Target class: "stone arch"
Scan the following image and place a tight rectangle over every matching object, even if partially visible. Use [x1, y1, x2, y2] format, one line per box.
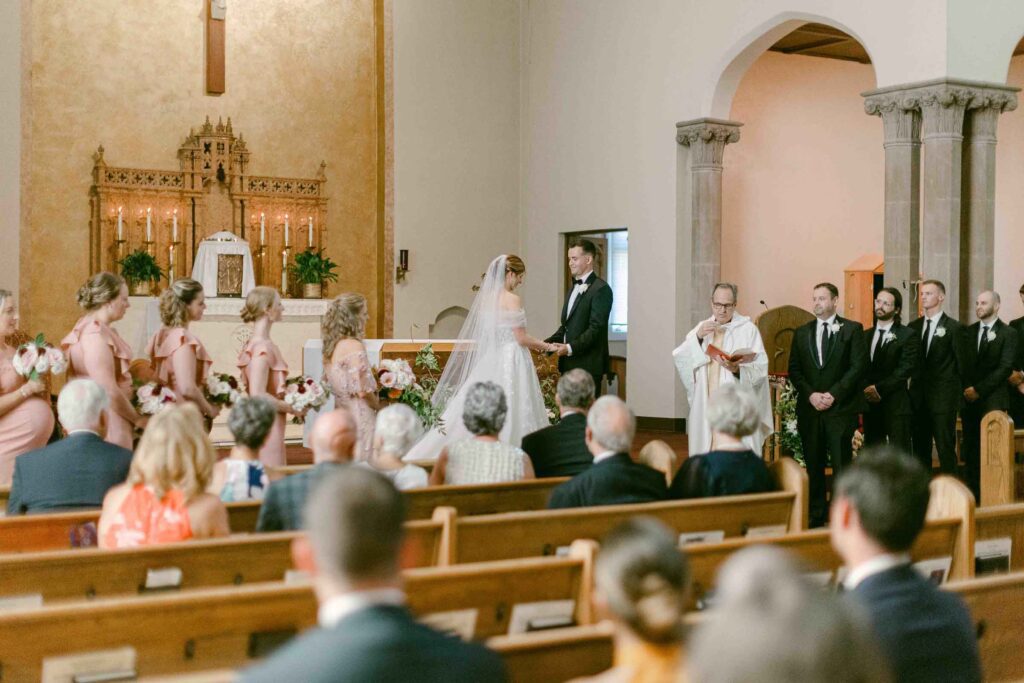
[429, 305, 468, 339]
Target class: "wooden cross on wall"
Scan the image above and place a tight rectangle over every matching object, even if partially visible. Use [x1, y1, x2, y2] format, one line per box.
[206, 0, 227, 94]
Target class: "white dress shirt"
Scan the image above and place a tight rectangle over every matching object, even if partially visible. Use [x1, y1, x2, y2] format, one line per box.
[871, 320, 894, 360]
[842, 553, 911, 591]
[922, 311, 944, 353]
[318, 588, 406, 628]
[592, 449, 618, 465]
[816, 314, 837, 364]
[977, 316, 999, 349]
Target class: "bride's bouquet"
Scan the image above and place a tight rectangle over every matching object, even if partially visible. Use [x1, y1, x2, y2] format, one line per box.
[12, 334, 67, 381]
[376, 358, 416, 400]
[282, 375, 330, 416]
[205, 371, 242, 407]
[133, 381, 178, 415]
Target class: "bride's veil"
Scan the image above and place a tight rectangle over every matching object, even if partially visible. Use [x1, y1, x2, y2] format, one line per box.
[430, 254, 508, 409]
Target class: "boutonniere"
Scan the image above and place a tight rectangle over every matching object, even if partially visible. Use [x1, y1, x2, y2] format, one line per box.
[883, 331, 897, 343]
[987, 329, 997, 342]
[829, 322, 842, 334]
[934, 327, 947, 338]
[578, 283, 589, 293]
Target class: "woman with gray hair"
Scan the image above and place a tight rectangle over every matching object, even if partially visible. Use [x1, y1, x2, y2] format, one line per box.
[367, 404, 429, 490]
[207, 397, 276, 501]
[429, 381, 535, 485]
[669, 383, 772, 499]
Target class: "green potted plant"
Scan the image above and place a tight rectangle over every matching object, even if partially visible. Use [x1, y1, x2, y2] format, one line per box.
[289, 248, 339, 299]
[117, 249, 164, 296]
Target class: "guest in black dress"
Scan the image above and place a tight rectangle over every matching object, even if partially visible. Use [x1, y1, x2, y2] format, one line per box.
[670, 383, 773, 499]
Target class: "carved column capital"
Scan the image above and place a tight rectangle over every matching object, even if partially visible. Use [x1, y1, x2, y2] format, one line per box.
[864, 94, 922, 145]
[675, 118, 742, 169]
[865, 80, 1019, 141]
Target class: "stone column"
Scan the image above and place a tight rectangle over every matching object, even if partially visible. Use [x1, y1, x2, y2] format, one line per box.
[961, 91, 1017, 313]
[863, 93, 921, 298]
[675, 118, 742, 328]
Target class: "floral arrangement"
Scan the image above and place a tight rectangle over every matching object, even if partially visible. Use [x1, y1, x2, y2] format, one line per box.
[134, 381, 177, 415]
[377, 359, 417, 399]
[282, 376, 330, 417]
[12, 334, 67, 380]
[376, 345, 446, 431]
[205, 371, 242, 407]
[539, 373, 559, 425]
[771, 375, 805, 465]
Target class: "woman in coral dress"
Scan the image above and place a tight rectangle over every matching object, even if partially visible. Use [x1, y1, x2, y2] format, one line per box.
[0, 289, 55, 485]
[237, 287, 300, 467]
[61, 272, 144, 450]
[145, 278, 220, 429]
[322, 292, 379, 462]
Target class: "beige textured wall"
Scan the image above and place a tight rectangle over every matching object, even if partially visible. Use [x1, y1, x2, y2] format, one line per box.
[22, 0, 384, 339]
[0, 2, 21, 299]
[994, 55, 1024, 321]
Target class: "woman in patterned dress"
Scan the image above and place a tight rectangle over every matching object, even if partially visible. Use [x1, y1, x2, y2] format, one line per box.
[322, 292, 378, 462]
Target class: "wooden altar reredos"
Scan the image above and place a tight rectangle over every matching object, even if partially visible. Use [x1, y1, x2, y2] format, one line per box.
[89, 116, 328, 292]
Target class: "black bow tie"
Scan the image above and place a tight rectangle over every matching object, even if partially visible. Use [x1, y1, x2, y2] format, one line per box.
[574, 279, 584, 286]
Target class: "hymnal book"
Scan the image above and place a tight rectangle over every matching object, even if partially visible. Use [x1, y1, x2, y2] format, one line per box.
[706, 344, 756, 364]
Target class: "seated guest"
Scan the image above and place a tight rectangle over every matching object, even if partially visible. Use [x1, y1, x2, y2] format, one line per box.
[688, 545, 890, 683]
[429, 381, 535, 485]
[98, 404, 229, 548]
[521, 368, 595, 478]
[580, 518, 690, 683]
[669, 384, 773, 499]
[240, 467, 508, 682]
[8, 379, 132, 514]
[637, 439, 678, 486]
[830, 446, 981, 683]
[367, 404, 429, 490]
[548, 396, 667, 509]
[256, 407, 356, 532]
[207, 397, 276, 502]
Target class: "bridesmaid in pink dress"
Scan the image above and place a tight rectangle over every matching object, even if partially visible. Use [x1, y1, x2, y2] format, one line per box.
[237, 287, 299, 467]
[61, 272, 145, 450]
[145, 279, 220, 428]
[322, 293, 378, 462]
[0, 290, 55, 485]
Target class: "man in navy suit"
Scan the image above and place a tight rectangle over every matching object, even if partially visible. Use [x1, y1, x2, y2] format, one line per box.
[521, 369, 594, 478]
[787, 282, 868, 527]
[862, 287, 919, 453]
[8, 379, 132, 515]
[830, 446, 980, 683]
[546, 238, 613, 396]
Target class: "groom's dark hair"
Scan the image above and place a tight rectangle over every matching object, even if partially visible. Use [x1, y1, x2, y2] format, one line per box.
[568, 238, 598, 258]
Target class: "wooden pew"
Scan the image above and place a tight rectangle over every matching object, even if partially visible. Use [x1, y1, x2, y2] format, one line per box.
[0, 485, 9, 514]
[980, 410, 1024, 506]
[0, 545, 597, 680]
[489, 622, 615, 682]
[404, 478, 569, 520]
[975, 502, 1024, 573]
[946, 571, 1024, 683]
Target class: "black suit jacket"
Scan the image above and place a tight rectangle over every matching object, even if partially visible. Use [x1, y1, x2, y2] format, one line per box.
[908, 313, 964, 414]
[851, 564, 981, 683]
[1009, 316, 1024, 419]
[521, 412, 593, 478]
[863, 321, 919, 416]
[240, 604, 507, 683]
[960, 319, 1018, 413]
[7, 432, 132, 515]
[546, 273, 613, 381]
[787, 316, 868, 416]
[256, 462, 348, 532]
[548, 453, 667, 509]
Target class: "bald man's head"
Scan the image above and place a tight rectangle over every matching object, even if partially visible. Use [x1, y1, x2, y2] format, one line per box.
[975, 290, 1000, 322]
[310, 407, 357, 463]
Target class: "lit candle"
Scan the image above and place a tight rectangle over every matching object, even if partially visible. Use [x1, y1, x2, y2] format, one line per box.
[284, 214, 290, 247]
[307, 216, 313, 248]
[282, 250, 288, 292]
[146, 207, 152, 242]
[260, 212, 266, 245]
[117, 206, 123, 240]
[172, 209, 178, 242]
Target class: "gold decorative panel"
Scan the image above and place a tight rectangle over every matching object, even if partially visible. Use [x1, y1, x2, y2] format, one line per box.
[216, 254, 244, 297]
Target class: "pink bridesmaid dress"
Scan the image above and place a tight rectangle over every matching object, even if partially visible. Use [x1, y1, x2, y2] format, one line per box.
[238, 338, 288, 467]
[325, 348, 378, 462]
[0, 349, 55, 485]
[146, 327, 213, 410]
[61, 317, 136, 450]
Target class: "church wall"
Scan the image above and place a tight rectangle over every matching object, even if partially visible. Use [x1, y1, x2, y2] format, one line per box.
[392, 0, 521, 337]
[994, 55, 1024, 321]
[21, 0, 385, 341]
[0, 2, 22, 301]
[723, 51, 883, 318]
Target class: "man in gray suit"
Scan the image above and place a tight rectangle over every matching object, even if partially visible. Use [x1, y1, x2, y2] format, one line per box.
[241, 467, 507, 682]
[8, 379, 132, 514]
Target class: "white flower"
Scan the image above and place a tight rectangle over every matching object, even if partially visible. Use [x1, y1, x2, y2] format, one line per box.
[987, 329, 997, 342]
[547, 409, 556, 420]
[46, 347, 67, 375]
[13, 344, 39, 378]
[883, 331, 897, 343]
[137, 383, 156, 400]
[33, 353, 50, 375]
[785, 419, 799, 435]
[934, 327, 947, 338]
[578, 283, 589, 293]
[380, 371, 396, 389]
[829, 322, 842, 334]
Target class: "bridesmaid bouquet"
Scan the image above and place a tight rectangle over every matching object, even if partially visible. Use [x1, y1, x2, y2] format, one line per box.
[133, 381, 178, 415]
[205, 371, 242, 407]
[282, 376, 330, 414]
[376, 359, 416, 400]
[12, 335, 67, 380]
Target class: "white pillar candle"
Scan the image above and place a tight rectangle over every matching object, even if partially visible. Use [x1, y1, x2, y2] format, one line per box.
[284, 214, 290, 247]
[172, 210, 178, 242]
[117, 207, 123, 240]
[146, 207, 152, 242]
[282, 251, 288, 292]
[260, 213, 266, 245]
[308, 216, 313, 247]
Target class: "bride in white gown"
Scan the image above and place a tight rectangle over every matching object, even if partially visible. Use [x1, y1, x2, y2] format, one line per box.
[405, 254, 555, 460]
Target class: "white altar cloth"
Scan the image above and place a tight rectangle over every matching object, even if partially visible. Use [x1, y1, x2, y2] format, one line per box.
[190, 231, 257, 298]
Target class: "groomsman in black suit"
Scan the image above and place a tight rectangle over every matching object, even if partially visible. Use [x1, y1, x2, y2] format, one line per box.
[546, 238, 613, 396]
[787, 282, 868, 527]
[959, 290, 1018, 499]
[862, 287, 918, 453]
[1008, 284, 1024, 426]
[908, 279, 964, 475]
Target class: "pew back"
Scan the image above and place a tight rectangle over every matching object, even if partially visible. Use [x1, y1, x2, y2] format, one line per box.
[946, 571, 1024, 683]
[404, 478, 569, 520]
[975, 503, 1024, 573]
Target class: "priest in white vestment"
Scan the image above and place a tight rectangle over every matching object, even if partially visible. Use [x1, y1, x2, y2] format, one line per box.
[672, 283, 773, 455]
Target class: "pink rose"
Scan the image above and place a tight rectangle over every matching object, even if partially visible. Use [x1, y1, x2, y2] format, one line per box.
[379, 371, 396, 389]
[14, 344, 39, 377]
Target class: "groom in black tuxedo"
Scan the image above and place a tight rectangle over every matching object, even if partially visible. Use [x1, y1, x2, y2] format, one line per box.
[546, 238, 613, 395]
[788, 282, 868, 527]
[861, 287, 918, 453]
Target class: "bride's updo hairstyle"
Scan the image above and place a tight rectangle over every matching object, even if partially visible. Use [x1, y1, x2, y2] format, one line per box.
[595, 517, 691, 645]
[240, 286, 280, 324]
[77, 272, 126, 312]
[159, 278, 204, 327]
[505, 255, 525, 275]
[322, 292, 368, 361]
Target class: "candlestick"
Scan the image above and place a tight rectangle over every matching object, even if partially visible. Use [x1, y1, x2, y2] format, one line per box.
[117, 207, 124, 241]
[254, 245, 267, 286]
[168, 241, 181, 283]
[143, 240, 155, 258]
[284, 214, 290, 247]
[307, 216, 313, 248]
[260, 212, 266, 245]
[172, 210, 178, 242]
[146, 207, 152, 242]
[281, 247, 290, 295]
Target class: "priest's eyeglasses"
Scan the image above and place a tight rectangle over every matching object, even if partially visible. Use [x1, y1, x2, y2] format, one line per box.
[711, 302, 736, 311]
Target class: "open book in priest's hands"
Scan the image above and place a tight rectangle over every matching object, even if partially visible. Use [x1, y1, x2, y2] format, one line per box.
[705, 344, 757, 364]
